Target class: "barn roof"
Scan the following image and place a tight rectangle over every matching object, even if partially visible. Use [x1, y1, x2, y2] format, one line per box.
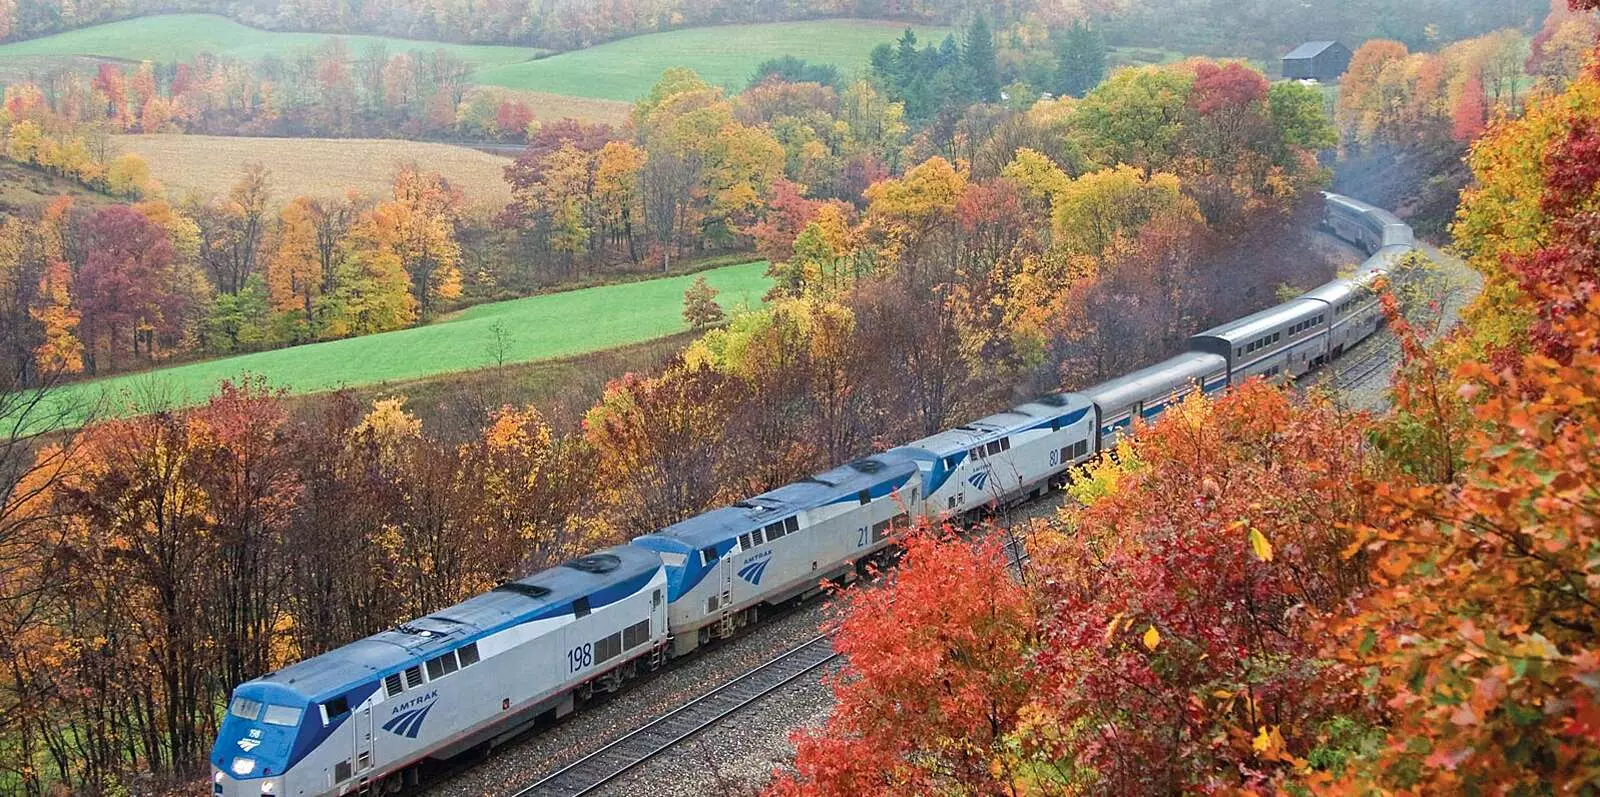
[1283, 41, 1342, 60]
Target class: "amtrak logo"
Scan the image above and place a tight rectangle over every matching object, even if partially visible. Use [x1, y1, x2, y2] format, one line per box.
[737, 551, 773, 585]
[236, 738, 261, 752]
[383, 691, 438, 739]
[967, 469, 992, 490]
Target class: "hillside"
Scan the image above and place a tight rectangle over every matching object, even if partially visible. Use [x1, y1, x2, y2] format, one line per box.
[473, 19, 948, 100]
[114, 134, 518, 209]
[40, 260, 771, 427]
[0, 13, 542, 66]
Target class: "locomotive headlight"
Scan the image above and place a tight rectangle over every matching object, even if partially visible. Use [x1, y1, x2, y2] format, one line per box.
[214, 772, 225, 784]
[261, 780, 277, 795]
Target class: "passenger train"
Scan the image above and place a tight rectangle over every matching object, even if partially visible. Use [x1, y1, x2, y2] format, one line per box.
[210, 192, 1414, 797]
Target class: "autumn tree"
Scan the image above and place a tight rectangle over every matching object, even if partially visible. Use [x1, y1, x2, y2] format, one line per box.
[362, 164, 462, 320]
[1070, 65, 1194, 175]
[73, 204, 184, 371]
[195, 164, 272, 295]
[773, 528, 1034, 797]
[267, 196, 324, 330]
[583, 364, 740, 535]
[682, 275, 725, 327]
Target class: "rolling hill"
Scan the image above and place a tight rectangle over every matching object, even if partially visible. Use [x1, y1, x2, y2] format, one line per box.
[39, 260, 772, 428]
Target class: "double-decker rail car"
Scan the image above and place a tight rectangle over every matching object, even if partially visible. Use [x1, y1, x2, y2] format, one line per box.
[1299, 273, 1385, 359]
[211, 547, 667, 797]
[632, 451, 922, 655]
[1081, 352, 1228, 449]
[1190, 299, 1330, 384]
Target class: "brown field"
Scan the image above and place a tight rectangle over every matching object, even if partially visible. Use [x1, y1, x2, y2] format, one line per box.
[112, 134, 517, 209]
[0, 160, 116, 212]
[511, 89, 631, 126]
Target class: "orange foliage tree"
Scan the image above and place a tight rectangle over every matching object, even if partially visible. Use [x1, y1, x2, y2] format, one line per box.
[770, 529, 1035, 797]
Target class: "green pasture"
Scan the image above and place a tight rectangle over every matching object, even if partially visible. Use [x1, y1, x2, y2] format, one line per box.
[473, 19, 949, 101]
[0, 13, 542, 67]
[41, 261, 770, 427]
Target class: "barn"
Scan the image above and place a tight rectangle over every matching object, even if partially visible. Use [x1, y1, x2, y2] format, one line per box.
[1282, 41, 1353, 82]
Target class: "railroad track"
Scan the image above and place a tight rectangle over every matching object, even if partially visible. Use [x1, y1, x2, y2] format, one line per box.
[513, 530, 1035, 797]
[515, 635, 839, 797]
[1329, 334, 1402, 392]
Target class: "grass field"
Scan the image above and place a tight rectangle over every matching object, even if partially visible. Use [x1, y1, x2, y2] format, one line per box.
[0, 13, 543, 66]
[396, 19, 946, 101]
[42, 261, 770, 426]
[114, 134, 517, 207]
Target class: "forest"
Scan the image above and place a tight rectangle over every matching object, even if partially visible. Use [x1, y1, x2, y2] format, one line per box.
[0, 0, 1594, 792]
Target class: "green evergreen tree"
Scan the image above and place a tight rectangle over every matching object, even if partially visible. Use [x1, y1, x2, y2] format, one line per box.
[962, 14, 1001, 103]
[1054, 21, 1108, 98]
[893, 28, 922, 96]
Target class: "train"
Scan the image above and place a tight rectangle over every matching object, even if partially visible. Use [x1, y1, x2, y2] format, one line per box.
[209, 192, 1413, 797]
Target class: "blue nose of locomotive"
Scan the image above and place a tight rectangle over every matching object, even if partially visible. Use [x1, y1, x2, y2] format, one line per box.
[210, 683, 312, 795]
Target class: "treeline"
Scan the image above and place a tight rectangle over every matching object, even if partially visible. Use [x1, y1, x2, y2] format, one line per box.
[6, 44, 497, 142]
[0, 162, 477, 383]
[1099, 0, 1552, 58]
[0, 55, 1343, 793]
[1333, 5, 1598, 233]
[772, 24, 1600, 796]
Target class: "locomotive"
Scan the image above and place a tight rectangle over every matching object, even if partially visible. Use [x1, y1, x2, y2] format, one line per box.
[210, 192, 1412, 797]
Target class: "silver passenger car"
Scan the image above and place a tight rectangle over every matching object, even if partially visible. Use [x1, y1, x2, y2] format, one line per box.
[1081, 352, 1227, 449]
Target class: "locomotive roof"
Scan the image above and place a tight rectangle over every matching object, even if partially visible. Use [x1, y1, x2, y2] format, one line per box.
[902, 392, 1094, 455]
[248, 545, 662, 700]
[1081, 352, 1226, 412]
[634, 451, 922, 550]
[1190, 298, 1326, 345]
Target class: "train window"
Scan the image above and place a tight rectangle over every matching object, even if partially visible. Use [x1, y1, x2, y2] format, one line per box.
[653, 589, 662, 608]
[384, 674, 404, 698]
[458, 643, 480, 668]
[229, 696, 262, 720]
[322, 696, 350, 719]
[426, 656, 445, 680]
[986, 440, 1001, 455]
[404, 666, 424, 689]
[1273, 332, 1281, 343]
[999, 437, 1010, 451]
[441, 652, 460, 676]
[943, 455, 960, 469]
[574, 597, 592, 618]
[595, 632, 622, 664]
[784, 517, 799, 534]
[700, 548, 718, 567]
[1235, 347, 1243, 358]
[262, 705, 302, 727]
[857, 490, 870, 505]
[623, 619, 651, 649]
